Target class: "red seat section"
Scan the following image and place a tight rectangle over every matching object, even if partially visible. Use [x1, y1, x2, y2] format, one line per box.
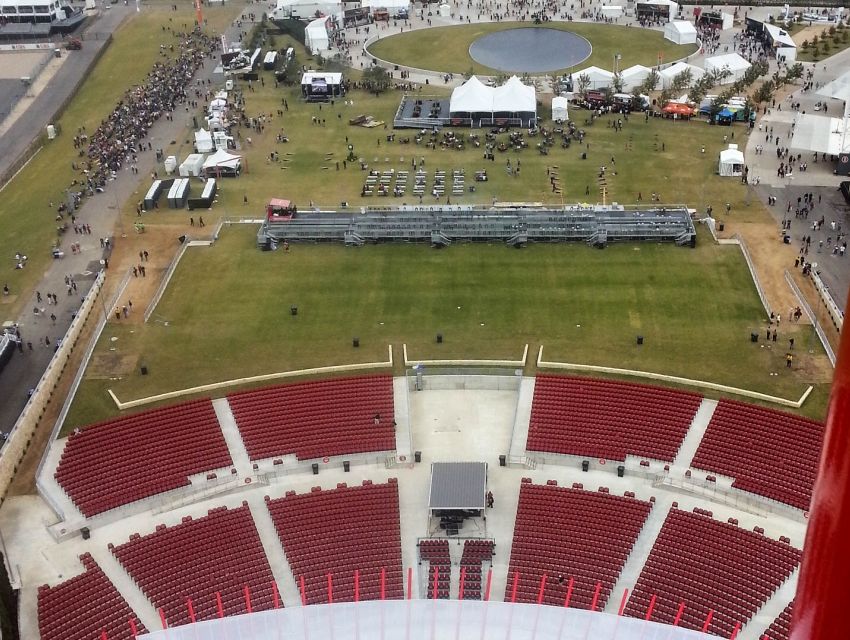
[460, 539, 494, 600]
[37, 553, 145, 640]
[764, 601, 794, 640]
[110, 504, 276, 626]
[690, 399, 824, 510]
[527, 375, 702, 462]
[266, 480, 404, 604]
[228, 375, 396, 461]
[54, 399, 232, 517]
[419, 539, 451, 599]
[505, 481, 652, 609]
[624, 509, 800, 637]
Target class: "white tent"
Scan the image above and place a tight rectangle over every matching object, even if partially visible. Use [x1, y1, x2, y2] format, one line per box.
[763, 22, 796, 49]
[659, 62, 704, 88]
[620, 65, 652, 91]
[664, 20, 697, 45]
[179, 154, 206, 177]
[270, 0, 341, 20]
[438, 3, 450, 17]
[202, 149, 242, 175]
[718, 144, 745, 177]
[599, 5, 622, 18]
[704, 53, 751, 85]
[450, 76, 537, 118]
[195, 129, 214, 153]
[305, 17, 330, 54]
[493, 76, 536, 114]
[449, 76, 492, 113]
[571, 66, 615, 90]
[552, 96, 569, 122]
[790, 114, 850, 155]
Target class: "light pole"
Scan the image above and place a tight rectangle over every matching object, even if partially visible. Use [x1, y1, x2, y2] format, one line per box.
[613, 53, 621, 76]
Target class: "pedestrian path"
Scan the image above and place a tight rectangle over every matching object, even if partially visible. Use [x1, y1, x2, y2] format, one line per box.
[671, 398, 718, 469]
[508, 377, 535, 460]
[212, 397, 253, 477]
[245, 493, 301, 607]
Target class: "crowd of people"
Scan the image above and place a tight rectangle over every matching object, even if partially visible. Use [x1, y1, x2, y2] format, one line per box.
[69, 29, 219, 211]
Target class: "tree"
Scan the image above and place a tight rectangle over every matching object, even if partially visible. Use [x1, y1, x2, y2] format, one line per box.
[753, 79, 775, 106]
[801, 39, 809, 50]
[785, 63, 804, 83]
[577, 73, 591, 97]
[638, 69, 660, 95]
[611, 71, 624, 94]
[362, 65, 391, 95]
[811, 34, 819, 48]
[670, 69, 693, 94]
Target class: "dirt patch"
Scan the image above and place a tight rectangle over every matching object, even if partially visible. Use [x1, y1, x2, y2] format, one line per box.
[87, 353, 138, 379]
[792, 25, 832, 46]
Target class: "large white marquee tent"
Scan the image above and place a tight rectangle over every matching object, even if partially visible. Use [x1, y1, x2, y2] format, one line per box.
[664, 20, 697, 45]
[305, 17, 331, 54]
[704, 53, 751, 85]
[571, 66, 615, 90]
[620, 65, 652, 91]
[450, 76, 537, 122]
[659, 62, 704, 88]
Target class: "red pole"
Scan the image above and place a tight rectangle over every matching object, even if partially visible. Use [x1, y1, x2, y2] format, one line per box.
[790, 294, 850, 640]
[187, 597, 196, 623]
[101, 632, 108, 640]
[244, 585, 253, 613]
[432, 566, 439, 600]
[563, 577, 574, 608]
[510, 571, 519, 603]
[381, 567, 386, 600]
[590, 581, 602, 612]
[128, 619, 138, 638]
[537, 573, 548, 605]
[618, 589, 629, 616]
[300, 576, 307, 606]
[272, 581, 280, 609]
[730, 622, 741, 640]
[159, 608, 168, 629]
[702, 610, 714, 634]
[673, 602, 686, 626]
[459, 567, 466, 600]
[216, 592, 224, 618]
[645, 594, 657, 621]
[327, 573, 334, 604]
[407, 567, 413, 600]
[355, 569, 360, 602]
[484, 568, 492, 602]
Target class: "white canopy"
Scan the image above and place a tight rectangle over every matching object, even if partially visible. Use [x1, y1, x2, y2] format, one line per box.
[659, 62, 704, 88]
[552, 96, 569, 122]
[450, 76, 536, 115]
[493, 76, 536, 113]
[704, 53, 751, 85]
[718, 144, 745, 176]
[194, 129, 214, 153]
[664, 21, 697, 45]
[818, 69, 850, 104]
[763, 22, 796, 49]
[571, 66, 615, 90]
[271, 0, 341, 20]
[620, 65, 652, 91]
[202, 149, 242, 171]
[362, 0, 408, 7]
[790, 114, 850, 156]
[301, 71, 343, 86]
[305, 17, 330, 54]
[438, 3, 450, 17]
[599, 5, 622, 17]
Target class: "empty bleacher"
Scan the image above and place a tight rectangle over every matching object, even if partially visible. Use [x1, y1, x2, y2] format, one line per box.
[228, 375, 396, 461]
[764, 602, 794, 640]
[54, 399, 232, 517]
[110, 504, 276, 626]
[266, 480, 404, 604]
[624, 509, 800, 636]
[38, 553, 146, 640]
[690, 400, 824, 510]
[460, 539, 494, 600]
[527, 375, 702, 461]
[419, 539, 450, 599]
[505, 480, 652, 608]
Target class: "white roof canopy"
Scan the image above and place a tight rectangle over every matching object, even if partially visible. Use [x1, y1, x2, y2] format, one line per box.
[202, 149, 242, 170]
[450, 76, 536, 114]
[659, 62, 704, 87]
[790, 114, 850, 155]
[571, 66, 615, 89]
[818, 69, 850, 104]
[664, 20, 697, 44]
[704, 53, 751, 84]
[763, 23, 796, 49]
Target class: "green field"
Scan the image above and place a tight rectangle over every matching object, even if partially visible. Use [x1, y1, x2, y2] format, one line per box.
[63, 225, 830, 429]
[367, 23, 698, 76]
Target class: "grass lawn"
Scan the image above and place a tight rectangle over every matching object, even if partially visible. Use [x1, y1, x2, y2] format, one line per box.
[63, 224, 830, 429]
[0, 3, 240, 318]
[367, 23, 698, 76]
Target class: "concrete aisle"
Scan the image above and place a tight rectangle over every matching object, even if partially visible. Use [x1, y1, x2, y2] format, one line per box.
[245, 492, 301, 607]
[212, 397, 253, 477]
[672, 398, 719, 469]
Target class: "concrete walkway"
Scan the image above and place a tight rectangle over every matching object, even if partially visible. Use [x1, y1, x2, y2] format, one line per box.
[212, 398, 253, 478]
[672, 399, 718, 469]
[245, 493, 301, 607]
[393, 376, 413, 461]
[87, 543, 161, 631]
[739, 566, 799, 640]
[34, 436, 81, 522]
[508, 377, 535, 460]
[604, 497, 672, 613]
